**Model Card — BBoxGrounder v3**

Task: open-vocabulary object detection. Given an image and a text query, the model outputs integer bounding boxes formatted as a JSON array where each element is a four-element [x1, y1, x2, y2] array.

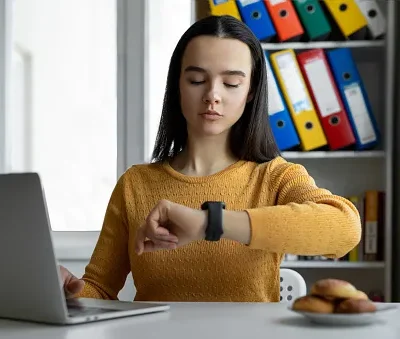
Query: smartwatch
[[201, 201, 226, 241]]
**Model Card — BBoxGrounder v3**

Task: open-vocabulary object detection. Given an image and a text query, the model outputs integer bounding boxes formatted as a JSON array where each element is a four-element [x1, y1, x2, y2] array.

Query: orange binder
[[363, 191, 379, 261], [263, 0, 304, 42]]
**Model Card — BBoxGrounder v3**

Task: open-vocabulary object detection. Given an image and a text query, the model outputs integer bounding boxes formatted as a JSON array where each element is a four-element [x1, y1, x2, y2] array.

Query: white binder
[[354, 0, 386, 39]]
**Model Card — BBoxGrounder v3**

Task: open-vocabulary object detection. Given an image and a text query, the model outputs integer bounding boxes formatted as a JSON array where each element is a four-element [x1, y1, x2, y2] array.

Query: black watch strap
[[201, 201, 225, 241]]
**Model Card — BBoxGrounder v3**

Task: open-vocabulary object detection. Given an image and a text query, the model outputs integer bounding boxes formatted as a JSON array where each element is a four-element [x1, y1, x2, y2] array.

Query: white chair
[[279, 268, 307, 302]]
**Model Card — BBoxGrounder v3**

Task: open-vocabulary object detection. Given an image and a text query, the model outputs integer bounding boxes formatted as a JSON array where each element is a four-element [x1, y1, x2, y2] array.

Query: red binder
[[263, 0, 304, 42], [297, 49, 356, 150]]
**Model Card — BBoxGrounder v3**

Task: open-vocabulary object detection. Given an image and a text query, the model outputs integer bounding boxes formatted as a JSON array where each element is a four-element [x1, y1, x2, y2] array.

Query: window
[[145, 0, 193, 161], [0, 0, 193, 257], [8, 0, 117, 231]]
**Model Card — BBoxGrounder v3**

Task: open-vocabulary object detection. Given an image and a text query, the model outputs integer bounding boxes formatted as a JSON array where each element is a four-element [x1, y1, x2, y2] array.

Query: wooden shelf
[[281, 151, 385, 159], [281, 261, 384, 269], [261, 40, 385, 51]]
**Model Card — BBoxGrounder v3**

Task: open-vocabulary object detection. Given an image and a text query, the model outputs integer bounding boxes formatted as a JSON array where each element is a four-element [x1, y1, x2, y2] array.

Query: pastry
[[335, 298, 377, 314], [352, 290, 369, 300], [311, 279, 361, 300], [292, 295, 335, 314], [292, 278, 375, 315]]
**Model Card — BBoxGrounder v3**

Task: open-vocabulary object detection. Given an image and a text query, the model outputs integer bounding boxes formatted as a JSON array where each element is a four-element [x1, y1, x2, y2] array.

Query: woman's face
[[179, 36, 253, 138]]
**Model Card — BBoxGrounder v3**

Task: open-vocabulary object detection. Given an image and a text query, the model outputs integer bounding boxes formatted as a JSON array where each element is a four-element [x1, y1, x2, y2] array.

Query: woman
[[62, 15, 361, 302]]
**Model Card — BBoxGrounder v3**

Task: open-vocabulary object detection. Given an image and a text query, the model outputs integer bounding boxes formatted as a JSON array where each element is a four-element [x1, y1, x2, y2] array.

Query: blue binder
[[264, 52, 300, 151], [236, 0, 276, 41], [326, 48, 380, 150]]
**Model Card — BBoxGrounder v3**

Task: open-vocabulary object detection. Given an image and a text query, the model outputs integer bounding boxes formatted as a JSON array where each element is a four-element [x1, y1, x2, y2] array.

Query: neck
[[171, 132, 238, 177]]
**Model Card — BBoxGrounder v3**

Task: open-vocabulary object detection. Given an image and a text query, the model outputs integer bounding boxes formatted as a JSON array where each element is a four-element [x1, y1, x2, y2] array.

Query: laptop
[[0, 172, 170, 325]]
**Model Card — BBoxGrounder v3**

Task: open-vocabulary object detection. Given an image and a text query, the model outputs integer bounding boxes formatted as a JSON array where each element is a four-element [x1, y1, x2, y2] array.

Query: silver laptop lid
[[0, 173, 69, 323]]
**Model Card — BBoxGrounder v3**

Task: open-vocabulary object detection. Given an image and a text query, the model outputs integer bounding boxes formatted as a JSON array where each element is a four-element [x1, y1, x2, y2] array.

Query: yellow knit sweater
[[78, 156, 361, 302]]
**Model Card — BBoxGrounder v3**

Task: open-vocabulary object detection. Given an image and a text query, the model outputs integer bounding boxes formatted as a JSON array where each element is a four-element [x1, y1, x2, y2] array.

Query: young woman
[[62, 15, 361, 302]]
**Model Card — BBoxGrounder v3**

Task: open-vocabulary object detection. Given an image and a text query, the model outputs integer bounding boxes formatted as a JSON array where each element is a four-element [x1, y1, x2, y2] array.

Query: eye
[[224, 83, 239, 88], [190, 80, 205, 85]]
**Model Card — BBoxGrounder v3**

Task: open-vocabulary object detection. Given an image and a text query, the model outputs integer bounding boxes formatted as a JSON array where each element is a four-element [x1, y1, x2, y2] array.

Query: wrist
[[194, 209, 207, 241], [221, 210, 235, 241], [222, 210, 251, 245], [169, 202, 207, 241]]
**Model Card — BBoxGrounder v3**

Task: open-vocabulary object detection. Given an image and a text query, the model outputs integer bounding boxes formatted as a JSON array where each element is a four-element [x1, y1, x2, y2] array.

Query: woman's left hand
[[135, 200, 207, 255]]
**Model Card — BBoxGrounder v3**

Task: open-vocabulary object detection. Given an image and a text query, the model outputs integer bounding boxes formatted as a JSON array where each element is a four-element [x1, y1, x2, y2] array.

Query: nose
[[202, 88, 221, 105]]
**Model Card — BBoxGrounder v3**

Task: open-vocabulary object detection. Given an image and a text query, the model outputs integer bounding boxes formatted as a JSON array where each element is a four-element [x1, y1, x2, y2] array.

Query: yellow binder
[[270, 49, 327, 151], [322, 0, 367, 38], [208, 0, 242, 20]]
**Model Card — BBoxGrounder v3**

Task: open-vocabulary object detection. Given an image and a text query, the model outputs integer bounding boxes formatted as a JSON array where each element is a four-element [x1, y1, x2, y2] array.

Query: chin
[[187, 120, 232, 137], [199, 126, 229, 136]]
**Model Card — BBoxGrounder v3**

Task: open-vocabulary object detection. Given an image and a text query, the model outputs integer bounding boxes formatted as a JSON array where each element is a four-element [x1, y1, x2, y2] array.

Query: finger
[[154, 227, 170, 236], [65, 279, 85, 299], [64, 285, 74, 299], [135, 225, 147, 255], [153, 238, 178, 247], [146, 200, 171, 238], [135, 225, 176, 255], [154, 233, 179, 243]]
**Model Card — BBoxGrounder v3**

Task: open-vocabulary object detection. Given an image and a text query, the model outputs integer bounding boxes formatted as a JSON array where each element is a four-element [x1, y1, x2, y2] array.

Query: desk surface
[[1, 302, 400, 339]]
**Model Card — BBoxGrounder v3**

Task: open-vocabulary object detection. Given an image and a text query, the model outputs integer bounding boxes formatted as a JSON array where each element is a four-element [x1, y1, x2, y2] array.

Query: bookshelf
[[282, 150, 385, 159], [261, 40, 385, 50], [193, 0, 393, 301]]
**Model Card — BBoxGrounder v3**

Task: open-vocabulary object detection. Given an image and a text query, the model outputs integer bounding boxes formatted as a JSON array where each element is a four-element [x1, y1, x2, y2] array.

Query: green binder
[[293, 0, 331, 41]]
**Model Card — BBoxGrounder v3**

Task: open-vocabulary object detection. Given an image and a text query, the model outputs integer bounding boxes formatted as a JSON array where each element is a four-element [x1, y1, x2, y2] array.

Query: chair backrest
[[279, 268, 307, 302]]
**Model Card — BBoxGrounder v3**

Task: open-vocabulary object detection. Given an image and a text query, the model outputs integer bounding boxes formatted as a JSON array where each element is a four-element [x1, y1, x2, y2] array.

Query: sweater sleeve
[[76, 174, 131, 300], [245, 158, 362, 258]]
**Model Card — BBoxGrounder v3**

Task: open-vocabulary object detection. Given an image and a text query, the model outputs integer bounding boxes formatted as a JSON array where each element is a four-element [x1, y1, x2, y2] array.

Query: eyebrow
[[184, 66, 246, 77]]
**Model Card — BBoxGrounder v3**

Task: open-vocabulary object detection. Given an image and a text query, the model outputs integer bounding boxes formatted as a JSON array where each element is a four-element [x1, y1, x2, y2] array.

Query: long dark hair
[[151, 15, 280, 163]]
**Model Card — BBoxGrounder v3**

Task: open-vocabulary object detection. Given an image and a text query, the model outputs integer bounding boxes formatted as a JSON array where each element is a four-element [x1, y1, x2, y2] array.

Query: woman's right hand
[[59, 265, 85, 298]]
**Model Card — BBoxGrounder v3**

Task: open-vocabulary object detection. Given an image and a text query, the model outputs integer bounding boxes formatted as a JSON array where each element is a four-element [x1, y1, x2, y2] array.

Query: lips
[[200, 110, 223, 121], [201, 110, 222, 116]]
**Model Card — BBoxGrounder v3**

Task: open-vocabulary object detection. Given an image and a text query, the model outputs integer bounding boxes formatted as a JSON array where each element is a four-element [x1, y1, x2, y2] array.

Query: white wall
[[0, 0, 12, 173]]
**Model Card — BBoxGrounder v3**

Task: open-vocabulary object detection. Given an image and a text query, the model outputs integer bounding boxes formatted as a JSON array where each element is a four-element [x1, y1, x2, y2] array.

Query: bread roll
[[352, 290, 369, 300], [311, 279, 361, 299], [335, 298, 377, 314], [292, 295, 335, 314]]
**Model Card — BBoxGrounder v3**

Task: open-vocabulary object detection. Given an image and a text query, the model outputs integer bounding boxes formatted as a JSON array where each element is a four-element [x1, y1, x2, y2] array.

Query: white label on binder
[[344, 84, 377, 144], [213, 0, 229, 5], [237, 0, 259, 6], [304, 58, 341, 118], [276, 53, 312, 114], [268, 0, 286, 6], [266, 59, 284, 115]]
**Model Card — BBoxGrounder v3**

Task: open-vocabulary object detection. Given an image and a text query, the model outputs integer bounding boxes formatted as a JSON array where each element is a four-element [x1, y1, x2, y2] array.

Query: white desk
[[1, 302, 400, 339]]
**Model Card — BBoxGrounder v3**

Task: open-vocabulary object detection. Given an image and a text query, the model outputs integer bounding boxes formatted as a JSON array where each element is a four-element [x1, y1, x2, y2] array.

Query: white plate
[[289, 303, 399, 326]]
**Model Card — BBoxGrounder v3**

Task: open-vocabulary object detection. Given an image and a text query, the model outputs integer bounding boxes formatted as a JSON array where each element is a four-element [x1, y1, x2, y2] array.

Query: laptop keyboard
[[68, 305, 118, 318]]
